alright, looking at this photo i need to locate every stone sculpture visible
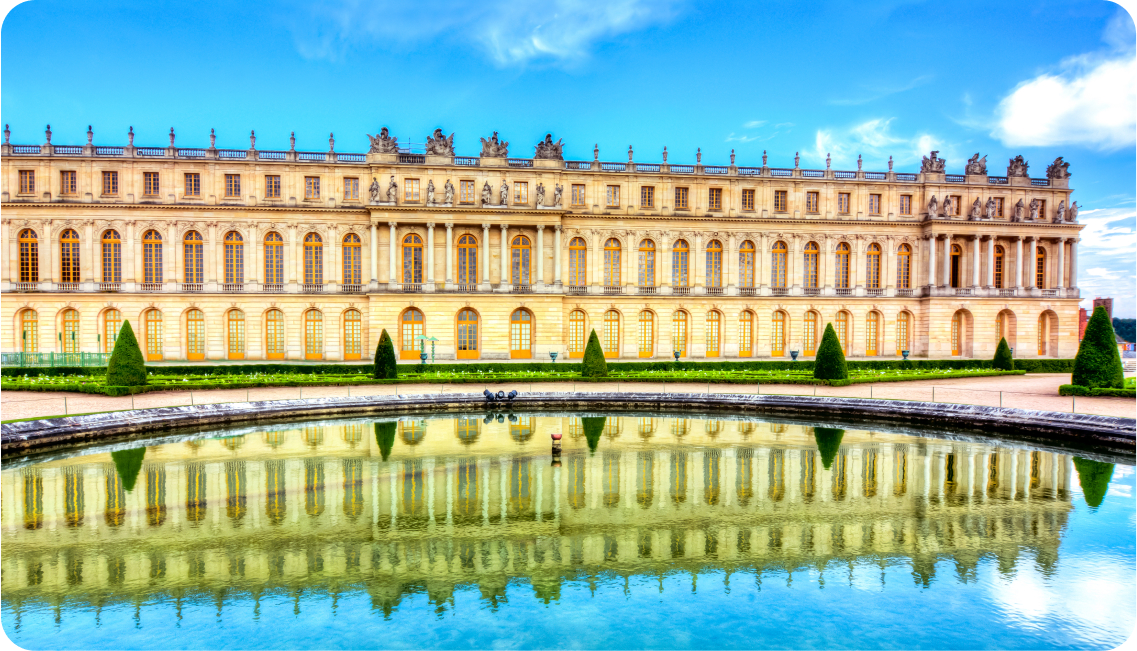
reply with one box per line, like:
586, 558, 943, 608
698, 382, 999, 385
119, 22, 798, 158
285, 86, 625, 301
367, 127, 399, 154
369, 177, 380, 203
927, 195, 939, 218
969, 198, 982, 221
1029, 197, 1040, 221
941, 196, 953, 218
386, 175, 398, 203
1055, 200, 1066, 223
1046, 156, 1071, 179
534, 134, 564, 160
536, 183, 546, 207
480, 131, 509, 158
443, 179, 455, 204
553, 184, 564, 207
985, 196, 996, 220
965, 153, 987, 175
499, 180, 508, 206
826, 153, 831, 170
1068, 201, 1079, 223
481, 181, 493, 206
426, 179, 436, 205
1013, 199, 1025, 222
1007, 155, 1029, 178
426, 128, 455, 156
920, 151, 946, 174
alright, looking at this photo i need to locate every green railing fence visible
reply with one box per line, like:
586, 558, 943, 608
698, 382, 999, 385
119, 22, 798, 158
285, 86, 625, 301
2, 352, 110, 368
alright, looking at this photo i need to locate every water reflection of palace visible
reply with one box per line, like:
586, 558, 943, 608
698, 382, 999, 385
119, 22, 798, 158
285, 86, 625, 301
2, 417, 1075, 615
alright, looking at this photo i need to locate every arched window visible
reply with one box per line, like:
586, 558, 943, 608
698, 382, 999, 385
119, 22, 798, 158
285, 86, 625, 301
803, 242, 819, 289
144, 309, 163, 361
706, 240, 723, 289
738, 310, 754, 357
866, 311, 880, 356
866, 243, 881, 289
994, 245, 1005, 289
103, 309, 120, 353
672, 310, 688, 357
62, 309, 80, 354
897, 244, 911, 289
951, 311, 963, 356
227, 309, 246, 359
510, 309, 533, 358
950, 243, 963, 288
102, 229, 122, 283
705, 310, 721, 357
401, 308, 424, 359
183, 230, 203, 285
568, 309, 586, 358
142, 230, 162, 286
803, 311, 819, 355
638, 239, 656, 287
739, 241, 755, 289
18, 229, 38, 283
19, 309, 38, 353
771, 311, 787, 357
603, 238, 621, 287
61, 229, 80, 284
896, 311, 910, 356
771, 241, 787, 288
1035, 247, 1046, 288
835, 242, 850, 289
603, 309, 620, 357
457, 309, 479, 359
342, 233, 361, 286
304, 233, 324, 286
836, 310, 850, 353
568, 237, 587, 286
186, 309, 205, 360
672, 239, 690, 288
638, 310, 654, 358
304, 309, 323, 360
264, 232, 284, 286
265, 309, 285, 360
343, 309, 361, 360
1038, 313, 1049, 356
511, 235, 531, 286
457, 234, 477, 286
223, 231, 244, 285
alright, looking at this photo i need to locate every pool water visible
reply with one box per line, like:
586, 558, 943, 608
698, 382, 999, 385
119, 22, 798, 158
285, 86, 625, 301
2, 413, 1133, 649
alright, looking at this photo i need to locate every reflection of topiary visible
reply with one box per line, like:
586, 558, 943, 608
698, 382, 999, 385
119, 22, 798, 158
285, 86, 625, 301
111, 448, 146, 492
375, 329, 397, 379
106, 321, 147, 387
1072, 307, 1124, 388
581, 416, 606, 453
993, 337, 1014, 371
813, 323, 848, 380
813, 427, 844, 469
1072, 457, 1114, 509
581, 329, 608, 378
374, 422, 397, 461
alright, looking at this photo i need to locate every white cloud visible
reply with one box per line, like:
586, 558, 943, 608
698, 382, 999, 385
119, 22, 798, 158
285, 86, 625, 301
1085, 267, 1121, 279
1075, 207, 1136, 317
809, 118, 945, 170
743, 120, 767, 128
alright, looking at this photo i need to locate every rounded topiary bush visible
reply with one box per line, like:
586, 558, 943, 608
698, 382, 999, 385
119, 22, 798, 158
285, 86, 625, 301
993, 337, 1014, 371
375, 329, 397, 379
105, 321, 147, 387
581, 329, 608, 378
813, 323, 848, 380
1072, 306, 1124, 389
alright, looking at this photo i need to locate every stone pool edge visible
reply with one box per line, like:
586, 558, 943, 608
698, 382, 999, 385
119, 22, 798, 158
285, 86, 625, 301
2, 392, 1133, 458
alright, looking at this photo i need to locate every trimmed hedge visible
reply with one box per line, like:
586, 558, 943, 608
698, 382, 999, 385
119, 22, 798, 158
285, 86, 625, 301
375, 329, 397, 379
1058, 384, 1136, 398
993, 338, 1014, 371
105, 321, 147, 387
1072, 306, 1125, 389
581, 330, 608, 378
814, 323, 848, 380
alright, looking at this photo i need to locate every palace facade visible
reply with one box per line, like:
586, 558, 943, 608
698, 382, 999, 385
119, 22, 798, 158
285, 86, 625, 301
1, 125, 1083, 362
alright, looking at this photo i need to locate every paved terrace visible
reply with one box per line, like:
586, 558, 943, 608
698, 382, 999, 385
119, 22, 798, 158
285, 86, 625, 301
2, 373, 1133, 422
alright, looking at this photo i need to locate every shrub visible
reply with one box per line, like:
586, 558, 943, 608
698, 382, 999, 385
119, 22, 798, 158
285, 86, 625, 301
581, 416, 606, 453
1072, 306, 1125, 389
1072, 457, 1114, 509
993, 337, 1014, 371
813, 427, 844, 469
581, 330, 608, 378
105, 321, 147, 387
813, 323, 848, 380
111, 448, 146, 491
375, 330, 397, 379
1058, 384, 1135, 398
374, 422, 397, 461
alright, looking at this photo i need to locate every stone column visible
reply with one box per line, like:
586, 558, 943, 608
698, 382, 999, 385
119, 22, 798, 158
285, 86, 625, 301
553, 225, 562, 285
481, 223, 491, 284
290, 225, 300, 285
1028, 236, 1038, 288
249, 223, 259, 285
535, 225, 545, 287
927, 234, 936, 288
388, 222, 397, 284
972, 234, 980, 288
85, 221, 95, 283
207, 222, 218, 284
167, 221, 178, 289
662, 234, 672, 289
426, 223, 435, 285
986, 236, 995, 287
1056, 237, 1065, 289
942, 235, 951, 287
1069, 239, 1078, 289
445, 223, 454, 285
42, 222, 54, 284
756, 233, 765, 290
1015, 236, 1024, 289
724, 233, 733, 290
499, 224, 509, 285
883, 237, 894, 290
591, 231, 601, 287
694, 232, 704, 289
369, 223, 379, 289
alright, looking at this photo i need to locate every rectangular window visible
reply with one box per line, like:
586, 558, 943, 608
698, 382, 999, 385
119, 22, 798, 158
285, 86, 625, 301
606, 185, 620, 208
708, 188, 722, 210
460, 180, 475, 204
900, 195, 912, 215
102, 171, 118, 195
19, 170, 35, 194
344, 177, 359, 201
225, 174, 240, 198
514, 182, 528, 204
951, 195, 962, 215
264, 175, 281, 199
60, 171, 77, 195
640, 186, 654, 208
995, 197, 1004, 217
184, 173, 201, 197
869, 193, 881, 215
404, 178, 420, 202
1038, 200, 1046, 220
774, 190, 787, 212
806, 191, 819, 213
143, 171, 160, 196
305, 176, 320, 199
571, 184, 585, 207
742, 189, 755, 211
838, 192, 850, 214
675, 187, 689, 209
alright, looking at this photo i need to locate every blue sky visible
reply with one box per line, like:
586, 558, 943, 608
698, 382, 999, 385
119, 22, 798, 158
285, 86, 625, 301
3, 0, 1135, 315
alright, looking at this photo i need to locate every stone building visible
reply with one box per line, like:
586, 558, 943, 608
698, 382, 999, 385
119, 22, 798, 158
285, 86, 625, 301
1, 126, 1082, 362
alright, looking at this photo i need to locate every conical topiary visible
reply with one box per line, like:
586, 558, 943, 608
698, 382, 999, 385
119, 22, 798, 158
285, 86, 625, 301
1072, 306, 1125, 388
111, 448, 146, 492
813, 323, 848, 380
581, 329, 608, 378
105, 321, 147, 387
581, 416, 606, 454
375, 329, 397, 379
993, 337, 1014, 371
374, 422, 397, 461
813, 427, 845, 469
1072, 457, 1115, 509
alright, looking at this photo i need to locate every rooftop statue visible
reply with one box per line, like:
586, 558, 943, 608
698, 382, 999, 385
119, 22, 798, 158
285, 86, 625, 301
534, 133, 564, 160
1055, 200, 1066, 223
1046, 156, 1071, 179
426, 128, 455, 156
969, 198, 982, 221
1029, 197, 1041, 221
927, 195, 939, 218
367, 127, 399, 154
920, 151, 946, 174
1068, 201, 1079, 223
1012, 199, 1025, 222
1007, 155, 1029, 178
985, 196, 996, 220
965, 153, 987, 175
480, 131, 509, 158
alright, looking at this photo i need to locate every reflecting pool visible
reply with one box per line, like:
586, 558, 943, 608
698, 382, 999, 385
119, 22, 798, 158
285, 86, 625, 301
2, 413, 1134, 649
